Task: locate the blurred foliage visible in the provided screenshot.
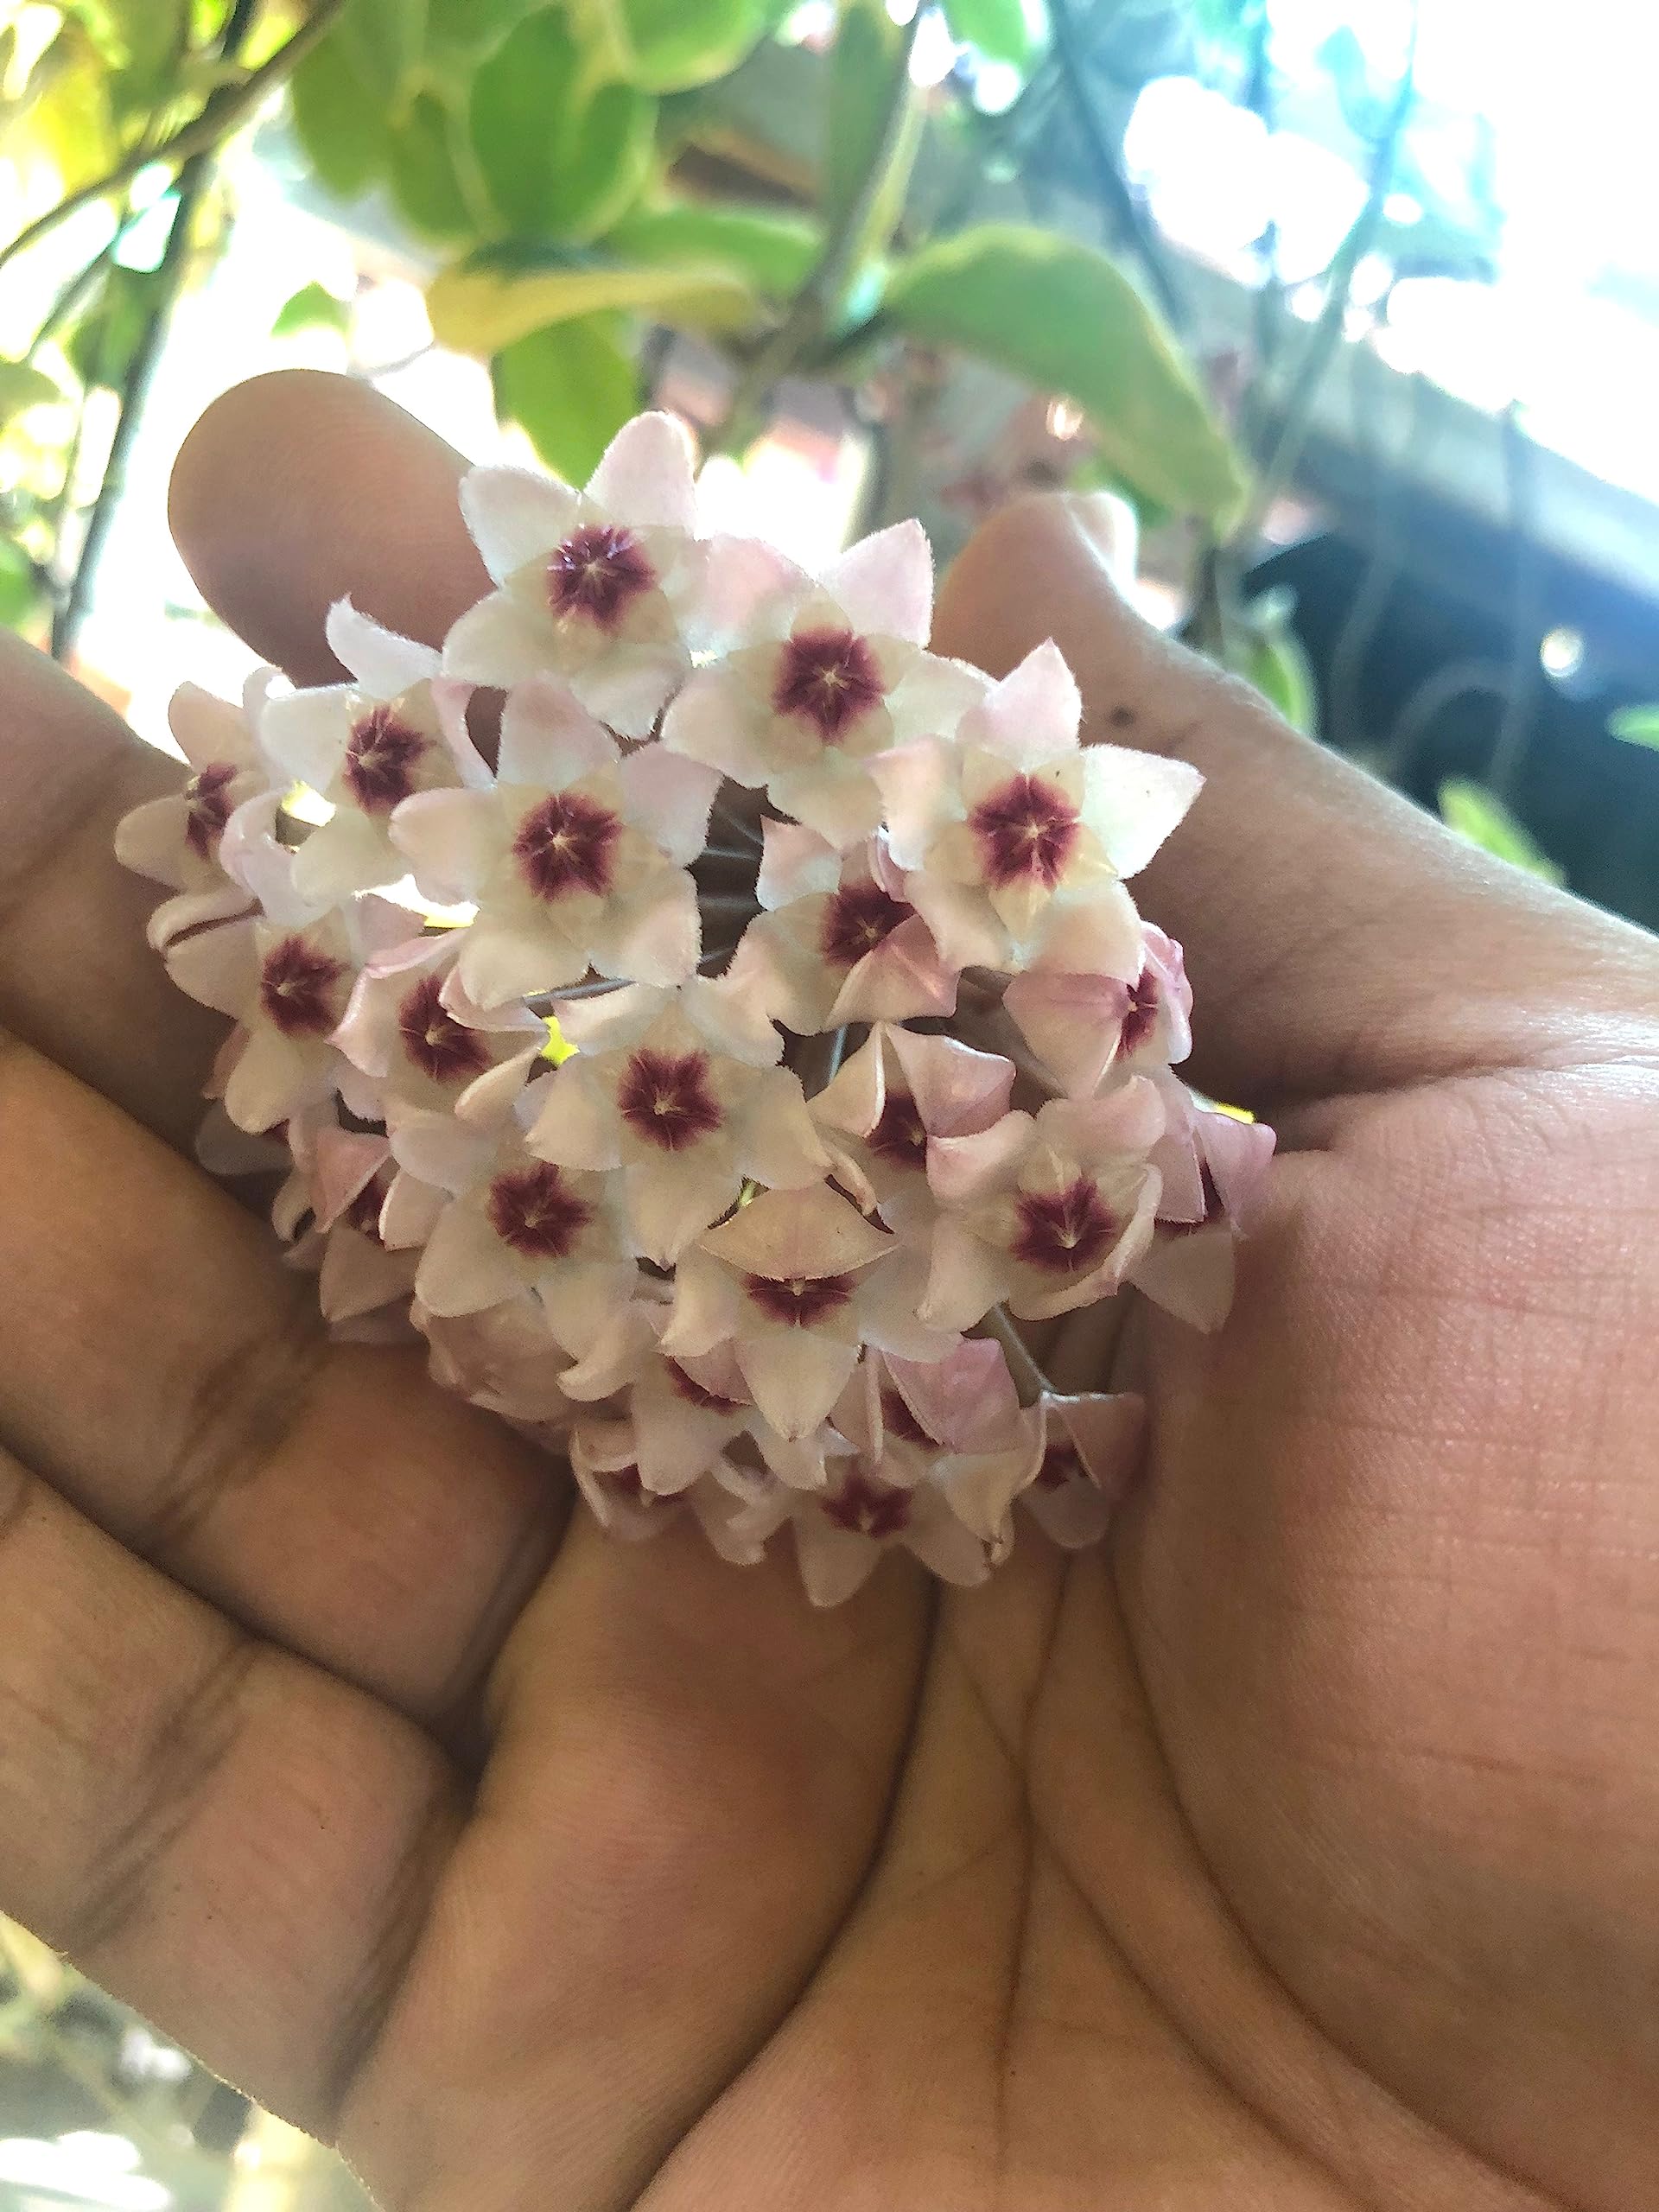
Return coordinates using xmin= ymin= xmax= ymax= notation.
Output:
xmin=1609 ymin=705 xmax=1659 ymax=753
xmin=1439 ymin=777 xmax=1564 ymax=886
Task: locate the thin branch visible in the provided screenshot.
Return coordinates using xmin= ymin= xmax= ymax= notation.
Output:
xmin=0 ymin=0 xmax=345 ymax=278
xmin=1046 ymin=0 xmax=1187 ymax=334
xmin=719 ymin=5 xmax=921 ymax=449
xmin=1237 ymin=4 xmax=1418 ymax=544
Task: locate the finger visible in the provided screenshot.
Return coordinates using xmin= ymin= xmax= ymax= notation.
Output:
xmin=169 ymin=368 xmax=486 ymax=680
xmin=0 ymin=634 xmax=226 ymax=1149
xmin=0 ymin=1029 xmax=559 ymax=1731
xmin=932 ymin=494 xmax=1659 ymax=1110
xmin=0 ymin=1442 xmax=460 ymax=2133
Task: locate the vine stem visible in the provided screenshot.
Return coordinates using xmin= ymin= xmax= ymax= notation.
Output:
xmin=717 ymin=4 xmax=921 ymax=453
xmin=0 ymin=0 xmax=345 ymax=279
xmin=50 ymin=0 xmax=266 ymax=662
xmin=984 ymin=1305 xmax=1050 ymax=1404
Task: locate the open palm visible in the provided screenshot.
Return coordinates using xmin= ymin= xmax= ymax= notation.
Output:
xmin=2 ymin=373 xmax=1655 ymax=2212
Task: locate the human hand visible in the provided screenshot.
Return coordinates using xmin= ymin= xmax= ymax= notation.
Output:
xmin=1 ymin=371 xmax=1655 ymax=2211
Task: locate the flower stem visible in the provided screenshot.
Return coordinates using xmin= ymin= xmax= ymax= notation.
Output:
xmin=984 ymin=1305 xmax=1050 ymax=1403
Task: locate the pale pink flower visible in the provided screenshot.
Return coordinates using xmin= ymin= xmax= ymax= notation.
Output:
xmin=726 ymin=1452 xmax=994 ymax=1606
xmin=810 ymin=1022 xmax=1013 ymax=1233
xmin=162 ymin=862 xmax=410 ymax=1133
xmin=1130 ymin=1097 xmax=1277 ymax=1331
xmin=116 ymin=673 xmax=277 ymax=945
xmin=388 ymin=1085 xmax=636 ymax=1360
xmin=283 ymin=1122 xmax=419 ymax=1326
xmin=334 ymin=929 xmax=545 ymax=1114
xmin=662 ymin=521 xmax=987 ymax=847
xmin=875 ymin=640 xmax=1199 ymax=977
xmin=854 ymin=1344 xmax=1044 ymax=1551
xmin=257 ymin=600 xmax=484 ymax=904
xmin=443 ymin=414 xmax=707 ymax=737
xmin=622 ymin=1338 xmax=834 ymax=1497
xmin=742 ymin=823 xmax=957 ymax=1033
xmin=420 ymin=1297 xmax=582 ymax=1431
xmin=1020 ymin=1392 xmax=1147 ymax=1548
xmin=922 ymin=1081 xmax=1166 ymax=1328
xmin=570 ymin=1419 xmax=768 ymax=1562
xmin=390 ymin=676 xmax=716 ymax=1007
xmin=662 ymin=1182 xmax=948 ymax=1440
xmin=1001 ymin=922 xmax=1192 ymax=1097
xmin=526 ymin=993 xmax=826 ymax=1263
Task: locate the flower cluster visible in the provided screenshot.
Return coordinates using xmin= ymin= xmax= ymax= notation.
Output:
xmin=118 ymin=414 xmax=1273 ymax=1605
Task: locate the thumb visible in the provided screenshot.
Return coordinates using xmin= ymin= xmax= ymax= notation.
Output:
xmin=931 ymin=493 xmax=1658 ymax=1111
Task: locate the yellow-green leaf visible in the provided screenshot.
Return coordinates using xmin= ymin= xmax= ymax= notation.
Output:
xmin=823 ymin=0 xmax=920 ymax=276
xmin=289 ymin=33 xmax=388 ymax=201
xmin=388 ymin=89 xmax=473 ymax=238
xmin=428 ymin=256 xmax=755 ymax=355
xmin=1609 ymin=705 xmax=1659 ymax=753
xmin=940 ymin=0 xmax=1044 ymax=68
xmin=605 ymin=200 xmax=818 ymax=298
xmin=493 ymin=315 xmax=639 ymax=480
xmin=1439 ymin=779 xmax=1563 ymax=885
xmin=272 ymin=280 xmax=352 ymax=339
xmin=334 ymin=0 xmax=427 ymax=107
xmin=882 ymin=225 xmax=1249 ymax=527
xmin=577 ymin=0 xmax=777 ymax=92
xmin=469 ymin=9 xmax=655 ymax=242
xmin=0 ymin=362 xmax=61 ymax=427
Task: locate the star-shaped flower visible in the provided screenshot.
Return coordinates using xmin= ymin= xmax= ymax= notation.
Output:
xmin=116 ymin=672 xmax=279 ymax=947
xmin=1020 ymin=1391 xmax=1147 ymax=1549
xmin=663 ymin=520 xmax=987 ymax=847
xmin=921 ymin=1080 xmax=1166 ymax=1328
xmin=334 ymin=929 xmax=546 ymax=1116
xmin=527 ymin=992 xmax=827 ymax=1263
xmin=742 ymin=823 xmax=958 ymax=1033
xmin=810 ymin=1022 xmax=1014 ymax=1234
xmin=390 ymin=676 xmax=717 ymax=1007
xmin=442 ymin=413 xmax=708 ymax=737
xmin=257 ymin=599 xmax=486 ymax=905
xmin=1001 ymin=921 xmax=1192 ymax=1097
xmin=875 ymin=640 xmax=1200 ymax=978
xmin=1128 ymin=1093 xmax=1277 ymax=1331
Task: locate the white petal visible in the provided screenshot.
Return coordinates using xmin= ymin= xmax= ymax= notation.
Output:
xmin=224 ymin=1027 xmax=323 ymax=1133
xmin=320 ymin=1230 xmax=413 ymax=1323
xmin=904 ymin=871 xmax=1008 ymax=973
xmin=926 ymin=1112 xmax=1033 ymax=1206
xmin=525 ymin=1061 xmax=621 ymax=1170
xmin=498 ymin=675 xmax=617 ymax=788
xmin=326 ymin=597 xmax=439 ymax=696
xmin=114 ymin=794 xmax=198 ymax=892
xmin=660 ymin=666 xmax=773 ymax=785
xmin=1080 ymin=745 xmax=1204 ymax=878
xmin=259 ymin=685 xmax=352 ymax=793
xmin=890 ymin=651 xmax=990 ymax=736
xmin=738 ymin=1068 xmax=830 ymax=1189
xmin=618 ymin=745 xmax=720 ymax=866
xmin=168 ymin=682 xmax=254 ymax=772
xmin=918 ymin=1217 xmax=1007 ymax=1332
xmin=793 ymin=1514 xmax=883 ymax=1607
xmin=459 ymin=912 xmax=588 ymax=1008
xmin=291 ymin=808 xmax=401 ymax=903
xmin=1128 ymin=1223 xmax=1236 ymax=1332
xmin=702 ymin=1181 xmax=892 ymax=1279
xmin=768 ymin=758 xmax=883 ymax=850
xmin=164 ymin=913 xmax=257 ymax=1017
xmin=587 ymin=410 xmax=697 ymax=530
xmin=416 ymin=1202 xmax=526 ymax=1315
xmin=571 ymin=643 xmax=688 ymax=741
xmin=459 ymin=464 xmax=578 ymax=582
xmin=824 ymin=518 xmax=932 ymax=645
xmin=904 ymin=1502 xmax=991 ymax=1587
xmin=588 ymin=869 xmax=701 ymax=988
xmin=442 ymin=588 xmax=557 ymax=685
xmin=737 ymin=1329 xmax=857 ymax=1441
xmin=756 ymin=819 xmax=840 ymax=910
xmin=386 ymin=1106 xmax=490 ymax=1194
xmin=626 ymin=1158 xmax=735 ymax=1264
xmin=1030 ymin=882 xmax=1144 ymax=984
xmin=888 ymin=1027 xmax=1014 ymax=1137
xmin=390 ymin=789 xmax=505 ymax=906
xmin=963 ymin=640 xmax=1080 ymax=768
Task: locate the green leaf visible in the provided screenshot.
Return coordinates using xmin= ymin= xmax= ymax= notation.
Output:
xmin=334 ymin=0 xmax=427 ymax=107
xmin=428 ymin=254 xmax=755 ymax=355
xmin=289 ymin=33 xmax=389 ymax=201
xmin=388 ymin=89 xmax=473 ymax=238
xmin=604 ymin=200 xmax=818 ymax=298
xmin=271 ymin=280 xmax=352 ymax=339
xmin=1438 ymin=779 xmax=1563 ymax=885
xmin=577 ymin=0 xmax=777 ymax=93
xmin=940 ymin=0 xmax=1044 ymax=68
xmin=64 ymin=266 xmax=157 ymax=391
xmin=493 ymin=315 xmax=639 ymax=480
xmin=823 ymin=0 xmax=921 ymax=276
xmin=1247 ymin=625 xmax=1317 ymax=735
xmin=1608 ymin=705 xmax=1659 ymax=753
xmin=426 ymin=0 xmax=540 ymax=57
xmin=0 ymin=537 xmax=41 ymax=634
xmin=0 ymin=362 xmax=62 ymax=427
xmin=469 ymin=10 xmax=656 ymax=243
xmin=881 ymin=224 xmax=1250 ymax=527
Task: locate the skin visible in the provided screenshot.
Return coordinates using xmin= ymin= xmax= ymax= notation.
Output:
xmin=0 ymin=369 xmax=1655 ymax=2211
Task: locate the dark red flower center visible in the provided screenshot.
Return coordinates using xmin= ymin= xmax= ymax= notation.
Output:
xmin=880 ymin=1387 xmax=932 ymax=1446
xmin=1035 ymin=1440 xmax=1081 ymax=1491
xmin=513 ymin=790 xmax=621 ymax=902
xmin=669 ymin=1361 xmax=742 ymax=1413
xmin=397 ymin=972 xmax=492 ymax=1084
xmin=615 ymin=1046 xmax=723 ymax=1152
xmin=258 ymin=935 xmax=347 ymax=1039
xmin=486 ymin=1163 xmax=594 ymax=1259
xmin=183 ymin=762 xmax=238 ymax=858
xmin=743 ymin=1272 xmax=855 ymax=1327
xmin=822 ymin=1471 xmax=911 ymax=1538
xmin=772 ymin=627 xmax=886 ymax=740
xmin=1010 ymin=1175 xmax=1117 ymax=1276
xmin=343 ymin=705 xmax=426 ymax=813
xmin=968 ymin=772 xmax=1079 ymax=891
xmin=546 ymin=523 xmax=655 ymax=630
xmin=865 ymin=1090 xmax=928 ymax=1170
xmin=819 ymin=880 xmax=910 ymax=970
xmin=1121 ymin=963 xmax=1160 ymax=1055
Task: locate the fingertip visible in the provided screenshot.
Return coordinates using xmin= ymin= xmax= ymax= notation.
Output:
xmin=169 ymin=371 xmax=486 ymax=683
